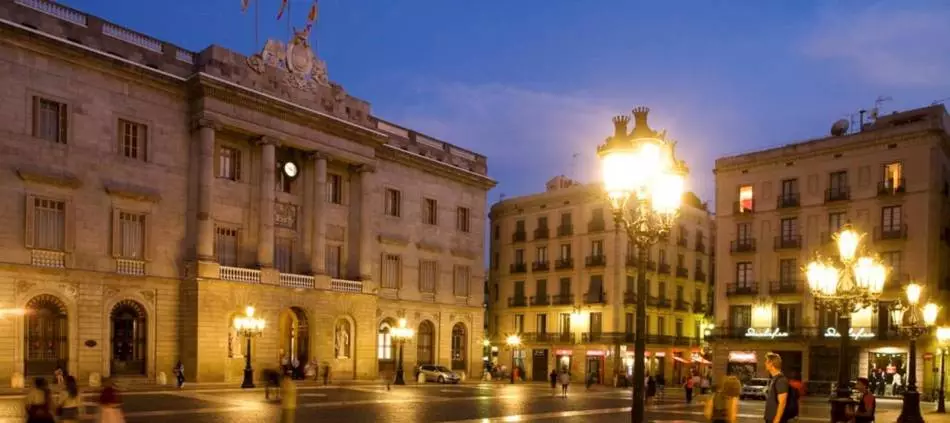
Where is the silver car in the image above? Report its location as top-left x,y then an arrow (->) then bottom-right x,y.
417,364 -> 461,384
740,378 -> 770,400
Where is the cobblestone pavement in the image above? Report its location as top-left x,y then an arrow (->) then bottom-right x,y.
0,382 -> 932,422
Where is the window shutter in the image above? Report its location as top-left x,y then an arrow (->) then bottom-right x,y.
31,97 -> 39,138
111,208 -> 121,258
64,199 -> 75,252
24,194 -> 35,248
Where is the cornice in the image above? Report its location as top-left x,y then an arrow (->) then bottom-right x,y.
376,144 -> 496,190
187,74 -> 388,151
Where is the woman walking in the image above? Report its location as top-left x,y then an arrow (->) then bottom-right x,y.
56,376 -> 83,423
24,377 -> 54,423
98,379 -> 125,423
704,376 -> 741,423
558,370 -> 570,398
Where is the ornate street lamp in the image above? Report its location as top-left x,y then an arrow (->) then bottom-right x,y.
598,107 -> 687,423
233,306 -> 266,389
804,224 -> 886,421
391,318 -> 415,385
506,334 -> 521,384
890,283 -> 939,422
936,327 -> 950,413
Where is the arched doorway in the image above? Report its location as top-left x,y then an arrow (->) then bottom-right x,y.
25,295 -> 68,376
451,323 -> 467,370
110,300 -> 147,375
278,307 -> 309,366
417,321 -> 434,366
377,319 -> 395,373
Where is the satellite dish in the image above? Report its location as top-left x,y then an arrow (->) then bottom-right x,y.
831,119 -> 850,136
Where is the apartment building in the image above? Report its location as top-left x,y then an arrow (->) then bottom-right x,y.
0,0 -> 494,384
488,176 -> 714,384
712,104 -> 950,395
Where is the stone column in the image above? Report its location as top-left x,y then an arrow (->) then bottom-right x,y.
310,152 -> 328,274
357,165 -> 375,280
257,137 -> 277,268
195,118 -> 218,261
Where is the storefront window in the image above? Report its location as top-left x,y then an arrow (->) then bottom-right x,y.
868,351 -> 907,398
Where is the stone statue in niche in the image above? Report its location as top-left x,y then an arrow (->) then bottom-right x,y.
228,329 -> 242,359
334,320 -> 351,359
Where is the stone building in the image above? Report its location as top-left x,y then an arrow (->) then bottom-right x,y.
711,104 -> 950,395
487,176 -> 714,384
0,0 -> 494,385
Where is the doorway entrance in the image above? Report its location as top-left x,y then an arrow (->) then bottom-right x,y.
278,307 -> 309,366
110,300 -> 147,375
586,355 -> 604,385
25,295 -> 69,376
532,349 -> 549,381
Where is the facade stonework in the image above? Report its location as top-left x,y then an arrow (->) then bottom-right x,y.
712,105 -> 950,395
0,0 -> 494,385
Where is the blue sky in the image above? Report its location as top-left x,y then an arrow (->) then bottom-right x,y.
65,0 -> 950,205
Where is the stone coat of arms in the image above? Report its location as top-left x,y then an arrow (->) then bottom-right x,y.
247,28 -> 329,91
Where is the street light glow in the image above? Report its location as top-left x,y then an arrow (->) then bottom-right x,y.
906,283 -> 922,306
505,334 -> 521,347
834,227 -> 861,262
924,303 -> 940,326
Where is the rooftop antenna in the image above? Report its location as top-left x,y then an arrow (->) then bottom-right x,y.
870,96 -> 893,121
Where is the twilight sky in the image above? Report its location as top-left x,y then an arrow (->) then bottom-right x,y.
65,0 -> 950,205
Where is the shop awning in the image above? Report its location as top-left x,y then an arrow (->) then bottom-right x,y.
672,356 -> 690,363
692,357 -> 712,364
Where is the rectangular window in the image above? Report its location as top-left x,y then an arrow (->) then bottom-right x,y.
589,312 -> 603,334
514,280 -> 525,299
777,304 -> 800,331
119,119 -> 147,161
657,316 -> 666,336
384,189 -> 401,217
675,285 -> 684,302
588,275 -> 603,299
560,213 -> 571,227
536,314 -> 547,333
493,225 -> 500,240
423,198 -> 438,225
32,198 -> 66,251
658,249 -> 667,265
730,305 -> 752,328
327,174 -> 343,204
830,171 -> 848,192
274,237 -> 293,273
418,260 -> 437,293
454,265 -> 471,296
515,220 -> 525,233
217,146 -> 242,181
676,253 -> 685,268
738,185 -> 754,212
514,314 -> 524,333
514,249 -> 525,264
559,277 -> 571,295
560,313 -> 571,334
881,206 -> 902,231
536,279 -> 547,298
491,252 -> 499,270
828,212 -> 846,233
736,262 -> 753,286
560,244 -> 571,259
591,208 -> 604,222
694,288 -> 702,304
780,218 -> 798,239
883,162 -> 903,190
214,226 -> 239,266
456,207 -> 470,232
325,244 -> 342,278
882,251 -> 902,280
377,330 -> 393,360
117,211 -> 145,259
626,275 -> 635,292
625,313 -> 634,334
591,240 -> 604,256
675,319 -> 684,337
779,259 -> 797,283
33,97 -> 67,143
737,222 -> 752,241
536,246 -> 548,262
781,179 -> 798,196
658,281 -> 667,299
381,254 -> 401,289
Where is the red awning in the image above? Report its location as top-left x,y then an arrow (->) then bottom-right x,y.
672,356 -> 690,363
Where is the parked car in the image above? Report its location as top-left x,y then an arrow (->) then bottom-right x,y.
417,364 -> 461,384
740,378 -> 770,400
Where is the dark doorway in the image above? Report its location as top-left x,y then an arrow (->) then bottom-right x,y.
25,295 -> 68,376
110,300 -> 146,375
532,349 -> 549,381
586,356 -> 604,384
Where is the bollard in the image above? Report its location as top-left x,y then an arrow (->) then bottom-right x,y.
417,373 -> 426,384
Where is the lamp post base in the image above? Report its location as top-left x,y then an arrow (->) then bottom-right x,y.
394,369 -> 406,385
938,389 -> 946,413
241,368 -> 255,389
898,390 -> 924,423
830,390 -> 855,423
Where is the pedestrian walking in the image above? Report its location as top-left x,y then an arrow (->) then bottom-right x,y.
549,369 -> 558,396
174,360 -> 185,388
764,352 -> 799,423
382,368 -> 393,391
850,377 -> 876,423
684,374 -> 695,403
280,375 -> 297,423
322,363 -> 331,386
704,376 -> 740,423
98,379 -> 126,423
25,377 -> 54,423
586,369 -> 596,390
656,373 -> 666,399
55,376 -> 83,423
264,369 -> 282,401
559,370 -> 570,398
646,376 -> 657,405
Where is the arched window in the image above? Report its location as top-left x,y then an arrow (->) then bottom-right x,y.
451,323 -> 466,370
417,321 -> 435,365
25,295 -> 68,376
378,321 -> 394,360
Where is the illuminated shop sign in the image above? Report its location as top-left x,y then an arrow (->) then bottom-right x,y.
824,327 -> 875,340
745,328 -> 789,339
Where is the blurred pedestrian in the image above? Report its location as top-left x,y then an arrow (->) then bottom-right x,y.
56,376 -> 83,423
549,369 -> 558,396
264,369 -> 281,401
704,376 -> 740,423
559,370 -> 570,398
25,377 -> 54,423
684,372 -> 695,404
322,363 -> 331,386
646,376 -> 657,405
98,379 -> 125,423
174,360 -> 185,388
279,375 -> 297,423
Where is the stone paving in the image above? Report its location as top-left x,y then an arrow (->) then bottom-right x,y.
0,381 -> 942,422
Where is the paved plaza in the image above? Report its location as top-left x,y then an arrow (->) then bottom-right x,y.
0,382 -> 933,422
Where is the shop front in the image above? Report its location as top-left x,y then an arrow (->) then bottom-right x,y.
865,346 -> 910,398
726,351 -> 757,383
554,349 -> 573,374
586,350 -> 605,385
645,351 -> 666,378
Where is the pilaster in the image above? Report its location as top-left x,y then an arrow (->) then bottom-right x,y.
257,137 -> 278,268
310,152 -> 329,275
194,117 -> 220,261
356,164 -> 375,281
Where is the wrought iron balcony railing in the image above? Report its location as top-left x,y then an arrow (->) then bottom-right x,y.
534,227 -> 550,240
730,239 -> 756,253
509,262 -> 527,274
512,231 -> 526,243
585,255 -> 607,267
554,258 -> 574,270
726,282 -> 758,296
774,235 -> 802,250
777,193 -> 800,208
531,261 -> 550,272
877,178 -> 906,196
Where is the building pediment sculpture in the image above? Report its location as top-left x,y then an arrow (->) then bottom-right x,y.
247,27 -> 329,92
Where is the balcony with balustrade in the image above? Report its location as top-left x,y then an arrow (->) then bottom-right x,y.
508,296 -> 527,308
733,200 -> 755,215
509,262 -> 527,274
557,224 -> 573,237
530,295 -> 550,306
674,299 -> 690,311
769,279 -> 803,295
552,293 -> 574,306
584,291 -> 606,305
657,263 -> 671,275
776,193 -> 800,209
877,178 -> 906,197
214,264 -> 363,293
531,260 -> 550,272
730,238 -> 756,254
773,235 -> 802,250
694,268 -> 707,283
554,258 -> 574,270
623,291 -> 637,305
534,227 -> 550,240
726,282 -> 758,296
825,187 -> 850,203
874,224 -> 907,241
675,266 -> 689,278
645,260 -> 657,271
585,255 -> 606,268
588,219 -> 606,233
512,231 -> 526,243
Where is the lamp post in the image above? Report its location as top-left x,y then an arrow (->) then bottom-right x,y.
391,318 -> 415,385
804,225 -> 886,421
506,334 -> 521,384
936,327 -> 950,413
598,107 -> 687,423
233,306 -> 266,389
890,283 -> 939,423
